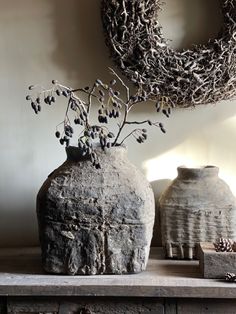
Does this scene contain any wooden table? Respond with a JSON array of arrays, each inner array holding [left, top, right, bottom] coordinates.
[[0, 247, 235, 313]]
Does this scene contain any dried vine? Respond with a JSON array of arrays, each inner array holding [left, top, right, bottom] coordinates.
[[26, 69, 169, 168], [101, 0, 236, 108]]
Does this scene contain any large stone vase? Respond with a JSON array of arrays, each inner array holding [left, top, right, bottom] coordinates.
[[159, 166, 236, 259], [37, 145, 155, 275]]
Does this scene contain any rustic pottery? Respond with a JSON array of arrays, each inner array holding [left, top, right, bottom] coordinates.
[[159, 166, 236, 259], [37, 145, 155, 275]]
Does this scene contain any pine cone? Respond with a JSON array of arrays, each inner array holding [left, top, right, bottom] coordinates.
[[214, 237, 233, 252], [225, 272, 236, 282]]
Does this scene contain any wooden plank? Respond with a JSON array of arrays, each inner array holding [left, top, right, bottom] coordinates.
[[7, 297, 164, 314], [177, 299, 236, 314], [0, 247, 235, 298], [0, 298, 6, 314], [165, 299, 176, 314], [7, 297, 59, 313], [58, 297, 164, 314]]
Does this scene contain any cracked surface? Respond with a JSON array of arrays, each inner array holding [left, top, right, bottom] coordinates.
[[37, 146, 155, 275]]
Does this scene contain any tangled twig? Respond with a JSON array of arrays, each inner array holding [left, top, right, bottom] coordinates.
[[101, 0, 236, 108]]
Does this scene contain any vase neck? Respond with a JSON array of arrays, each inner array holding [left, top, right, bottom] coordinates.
[[177, 166, 219, 180], [66, 145, 127, 162]]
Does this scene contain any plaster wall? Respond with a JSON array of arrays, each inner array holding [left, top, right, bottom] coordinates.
[[0, 0, 235, 246]]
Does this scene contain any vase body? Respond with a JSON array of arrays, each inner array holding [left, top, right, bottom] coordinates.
[[37, 146, 155, 275], [159, 166, 236, 259]]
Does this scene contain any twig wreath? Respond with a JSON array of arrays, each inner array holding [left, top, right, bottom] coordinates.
[[101, 0, 236, 108]]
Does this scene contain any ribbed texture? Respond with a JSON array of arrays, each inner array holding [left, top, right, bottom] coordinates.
[[159, 167, 236, 259]]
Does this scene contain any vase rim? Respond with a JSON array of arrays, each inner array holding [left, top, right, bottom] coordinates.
[[177, 165, 219, 171], [65, 143, 127, 162], [66, 143, 127, 152], [177, 165, 219, 178]]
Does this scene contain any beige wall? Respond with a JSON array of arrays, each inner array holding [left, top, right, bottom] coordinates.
[[0, 0, 235, 247]]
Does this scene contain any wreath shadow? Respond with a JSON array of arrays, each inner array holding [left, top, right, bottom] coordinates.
[[178, 0, 223, 50], [50, 0, 113, 84]]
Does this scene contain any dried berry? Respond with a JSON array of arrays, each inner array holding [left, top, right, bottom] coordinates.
[[27, 71, 171, 170], [108, 132, 115, 138], [96, 79, 103, 86], [31, 102, 36, 110], [162, 109, 169, 118], [56, 89, 62, 96], [62, 90, 68, 97], [99, 90, 105, 97], [55, 131, 60, 138], [110, 79, 116, 86]]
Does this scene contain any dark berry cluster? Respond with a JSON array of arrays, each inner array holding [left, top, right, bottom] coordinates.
[[26, 69, 171, 168], [156, 96, 175, 118]]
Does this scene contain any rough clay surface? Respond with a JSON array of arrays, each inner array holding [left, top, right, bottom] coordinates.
[[159, 166, 236, 259], [37, 146, 155, 275]]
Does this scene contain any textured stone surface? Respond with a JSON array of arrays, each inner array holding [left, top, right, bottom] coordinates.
[[199, 242, 236, 279], [37, 146, 155, 275], [159, 166, 236, 259]]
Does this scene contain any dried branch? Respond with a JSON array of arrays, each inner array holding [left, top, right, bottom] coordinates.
[[26, 71, 169, 168]]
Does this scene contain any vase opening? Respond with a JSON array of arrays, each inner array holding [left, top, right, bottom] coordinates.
[[177, 165, 219, 180], [66, 144, 127, 162]]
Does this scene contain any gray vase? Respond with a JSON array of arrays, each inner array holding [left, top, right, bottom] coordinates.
[[37, 145, 155, 275], [159, 166, 236, 259]]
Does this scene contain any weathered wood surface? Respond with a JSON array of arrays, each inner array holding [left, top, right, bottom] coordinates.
[[0, 247, 235, 298], [177, 299, 236, 314], [8, 297, 164, 314], [6, 297, 236, 314], [0, 298, 6, 314]]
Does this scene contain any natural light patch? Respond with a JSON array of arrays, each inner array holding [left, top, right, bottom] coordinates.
[[218, 171, 236, 196], [143, 143, 236, 196], [143, 150, 201, 182]]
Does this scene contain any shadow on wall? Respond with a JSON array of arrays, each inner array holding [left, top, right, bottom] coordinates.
[[0, 206, 38, 247], [159, 0, 223, 50], [180, 0, 223, 49], [50, 0, 113, 84], [151, 179, 172, 247]]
